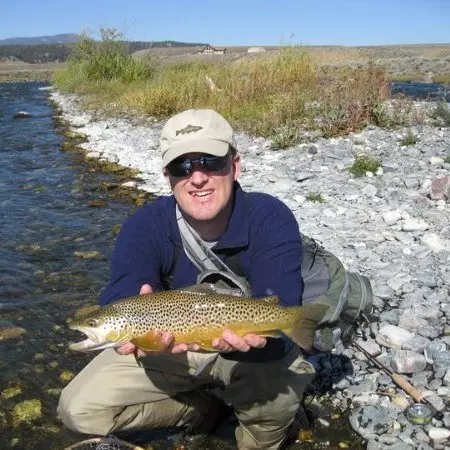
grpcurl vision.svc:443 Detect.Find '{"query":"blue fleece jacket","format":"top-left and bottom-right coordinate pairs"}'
top-left (99, 182), bottom-right (303, 361)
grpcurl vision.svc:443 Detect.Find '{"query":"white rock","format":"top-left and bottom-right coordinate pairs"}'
top-left (428, 427), bottom-right (450, 440)
top-left (293, 195), bottom-right (306, 204)
top-left (421, 179), bottom-right (432, 189)
top-left (401, 218), bottom-right (429, 232)
top-left (86, 151), bottom-right (101, 159)
top-left (429, 157), bottom-right (445, 165)
top-left (382, 210), bottom-right (402, 225)
top-left (421, 233), bottom-right (450, 253)
top-left (121, 181), bottom-right (137, 188)
top-left (376, 325), bottom-right (415, 348)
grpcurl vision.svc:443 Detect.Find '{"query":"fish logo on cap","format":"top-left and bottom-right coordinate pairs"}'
top-left (175, 124), bottom-right (203, 136)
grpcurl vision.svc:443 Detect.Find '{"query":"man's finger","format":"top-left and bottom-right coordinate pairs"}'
top-left (213, 337), bottom-right (235, 353)
top-left (222, 329), bottom-right (250, 352)
top-left (244, 334), bottom-right (267, 349)
top-left (115, 342), bottom-right (136, 355)
top-left (140, 284), bottom-right (153, 295)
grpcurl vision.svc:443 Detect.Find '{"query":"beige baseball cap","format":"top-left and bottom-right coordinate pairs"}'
top-left (160, 109), bottom-right (236, 167)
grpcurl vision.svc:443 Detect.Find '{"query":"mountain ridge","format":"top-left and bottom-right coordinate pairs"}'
top-left (0, 33), bottom-right (80, 46)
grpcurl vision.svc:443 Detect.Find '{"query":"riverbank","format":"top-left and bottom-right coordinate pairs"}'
top-left (50, 89), bottom-right (450, 449)
top-left (0, 62), bottom-right (64, 82)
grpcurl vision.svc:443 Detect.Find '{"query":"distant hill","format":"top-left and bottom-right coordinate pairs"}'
top-left (0, 35), bottom-right (207, 63)
top-left (0, 33), bottom-right (80, 46)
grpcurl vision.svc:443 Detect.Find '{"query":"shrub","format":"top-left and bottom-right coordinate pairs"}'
top-left (270, 123), bottom-right (301, 149)
top-left (54, 36), bottom-right (399, 137)
top-left (398, 130), bottom-right (419, 146)
top-left (306, 192), bottom-right (326, 203)
top-left (431, 102), bottom-right (450, 126)
top-left (54, 28), bottom-right (155, 89)
top-left (349, 155), bottom-right (381, 177)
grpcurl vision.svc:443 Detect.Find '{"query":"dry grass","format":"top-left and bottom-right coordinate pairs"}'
top-left (136, 43), bottom-right (450, 81)
top-left (45, 36), bottom-right (450, 140)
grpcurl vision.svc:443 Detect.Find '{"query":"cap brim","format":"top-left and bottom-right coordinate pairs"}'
top-left (162, 139), bottom-right (230, 167)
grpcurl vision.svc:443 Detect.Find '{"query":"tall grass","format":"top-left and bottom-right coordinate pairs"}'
top-left (53, 28), bottom-right (155, 91)
top-left (54, 30), bottom-right (391, 138)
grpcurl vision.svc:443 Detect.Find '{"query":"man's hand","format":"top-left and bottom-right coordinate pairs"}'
top-left (212, 330), bottom-right (267, 353)
top-left (115, 284), bottom-right (200, 357)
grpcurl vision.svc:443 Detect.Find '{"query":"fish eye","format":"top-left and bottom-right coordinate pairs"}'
top-left (86, 318), bottom-right (99, 327)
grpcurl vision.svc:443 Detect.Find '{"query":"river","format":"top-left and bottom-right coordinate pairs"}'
top-left (0, 81), bottom-right (155, 449)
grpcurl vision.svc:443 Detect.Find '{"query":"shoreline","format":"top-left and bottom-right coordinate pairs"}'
top-left (50, 89), bottom-right (450, 448)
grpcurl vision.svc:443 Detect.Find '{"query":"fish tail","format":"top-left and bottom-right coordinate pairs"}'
top-left (283, 304), bottom-right (328, 350)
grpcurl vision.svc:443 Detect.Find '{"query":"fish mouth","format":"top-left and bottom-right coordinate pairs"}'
top-left (68, 338), bottom-right (120, 352)
top-left (68, 326), bottom-right (131, 352)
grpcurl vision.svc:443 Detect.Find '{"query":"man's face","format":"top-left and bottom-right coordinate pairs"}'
top-left (165, 152), bottom-right (241, 223)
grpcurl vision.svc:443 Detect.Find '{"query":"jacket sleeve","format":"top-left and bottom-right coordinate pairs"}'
top-left (98, 207), bottom-right (165, 306)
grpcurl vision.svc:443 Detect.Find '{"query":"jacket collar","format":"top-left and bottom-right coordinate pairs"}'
top-left (167, 181), bottom-right (249, 250)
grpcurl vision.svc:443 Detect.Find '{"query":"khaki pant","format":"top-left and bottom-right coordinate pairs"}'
top-left (58, 348), bottom-right (314, 450)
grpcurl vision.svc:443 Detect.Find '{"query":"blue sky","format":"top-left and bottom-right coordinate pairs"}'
top-left (1, 0), bottom-right (449, 46)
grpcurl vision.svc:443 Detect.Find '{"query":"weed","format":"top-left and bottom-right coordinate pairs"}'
top-left (271, 123), bottom-right (301, 149)
top-left (444, 155), bottom-right (450, 164)
top-left (398, 130), bottom-right (419, 146)
top-left (54, 29), bottom-right (406, 137)
top-left (306, 192), bottom-right (326, 203)
top-left (431, 102), bottom-right (450, 126)
top-left (349, 155), bottom-right (381, 177)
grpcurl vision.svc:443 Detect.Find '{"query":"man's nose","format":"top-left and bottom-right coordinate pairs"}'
top-left (189, 166), bottom-right (209, 184)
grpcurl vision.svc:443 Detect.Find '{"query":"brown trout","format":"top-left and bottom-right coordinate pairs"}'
top-left (68, 285), bottom-right (328, 352)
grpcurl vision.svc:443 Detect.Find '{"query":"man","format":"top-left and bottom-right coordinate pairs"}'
top-left (58, 109), bottom-right (315, 450)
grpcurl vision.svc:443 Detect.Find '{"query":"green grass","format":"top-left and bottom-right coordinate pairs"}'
top-left (431, 102), bottom-right (450, 126)
top-left (349, 155), bottom-right (381, 177)
top-left (306, 192), bottom-right (326, 203)
top-left (398, 130), bottom-right (419, 146)
top-left (53, 29), bottom-right (395, 139)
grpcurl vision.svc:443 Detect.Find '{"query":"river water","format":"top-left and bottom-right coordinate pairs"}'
top-left (0, 81), bottom-right (155, 449)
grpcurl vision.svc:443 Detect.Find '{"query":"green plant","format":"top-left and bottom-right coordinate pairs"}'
top-left (53, 36), bottom-right (400, 136)
top-left (54, 28), bottom-right (155, 88)
top-left (306, 192), bottom-right (326, 203)
top-left (431, 102), bottom-right (450, 126)
top-left (270, 123), bottom-right (301, 149)
top-left (444, 155), bottom-right (450, 164)
top-left (398, 130), bottom-right (419, 146)
top-left (349, 155), bottom-right (381, 177)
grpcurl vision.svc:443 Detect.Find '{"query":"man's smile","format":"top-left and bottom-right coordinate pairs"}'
top-left (190, 189), bottom-right (214, 198)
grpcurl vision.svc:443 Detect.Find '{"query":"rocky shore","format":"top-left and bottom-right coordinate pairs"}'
top-left (50, 90), bottom-right (450, 449)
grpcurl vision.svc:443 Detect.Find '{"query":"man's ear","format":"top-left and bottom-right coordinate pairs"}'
top-left (232, 154), bottom-right (241, 181)
top-left (163, 167), bottom-right (172, 187)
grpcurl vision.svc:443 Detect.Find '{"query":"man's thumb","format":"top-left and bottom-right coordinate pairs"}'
top-left (140, 284), bottom-right (153, 295)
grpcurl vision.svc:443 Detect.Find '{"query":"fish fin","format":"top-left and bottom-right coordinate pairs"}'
top-left (283, 304), bottom-right (329, 350)
top-left (72, 304), bottom-right (101, 319)
top-left (258, 330), bottom-right (282, 338)
top-left (260, 295), bottom-right (280, 305)
top-left (131, 331), bottom-right (166, 352)
top-left (197, 341), bottom-right (216, 351)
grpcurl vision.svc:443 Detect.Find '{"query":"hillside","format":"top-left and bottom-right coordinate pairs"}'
top-left (133, 43), bottom-right (450, 81)
top-left (0, 36), bottom-right (207, 64)
top-left (0, 33), bottom-right (80, 46)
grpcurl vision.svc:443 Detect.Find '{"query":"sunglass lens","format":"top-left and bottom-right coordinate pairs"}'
top-left (167, 155), bottom-right (228, 177)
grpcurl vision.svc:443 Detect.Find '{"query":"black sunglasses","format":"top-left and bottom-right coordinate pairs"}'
top-left (166, 154), bottom-right (230, 177)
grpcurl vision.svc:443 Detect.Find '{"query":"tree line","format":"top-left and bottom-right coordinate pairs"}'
top-left (0, 40), bottom-right (206, 64)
